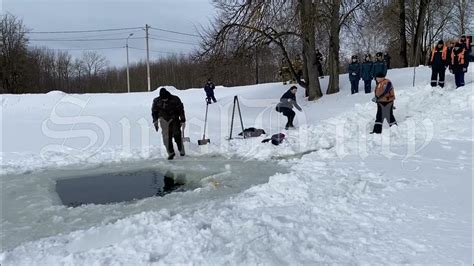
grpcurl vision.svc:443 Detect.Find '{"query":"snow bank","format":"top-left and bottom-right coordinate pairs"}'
top-left (1, 66), bottom-right (472, 264)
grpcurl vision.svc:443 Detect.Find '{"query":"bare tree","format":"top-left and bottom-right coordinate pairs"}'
top-left (1, 13), bottom-right (29, 93)
top-left (81, 51), bottom-right (108, 78)
top-left (201, 0), bottom-right (323, 100)
top-left (451, 0), bottom-right (472, 35)
top-left (398, 0), bottom-right (409, 67)
top-left (320, 0), bottom-right (364, 94)
top-left (410, 0), bottom-right (431, 65)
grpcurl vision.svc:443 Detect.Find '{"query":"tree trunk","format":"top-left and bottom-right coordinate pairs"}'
top-left (299, 0), bottom-right (322, 100)
top-left (411, 0), bottom-right (430, 66)
top-left (398, 0), bottom-right (408, 67)
top-left (326, 0), bottom-right (340, 95)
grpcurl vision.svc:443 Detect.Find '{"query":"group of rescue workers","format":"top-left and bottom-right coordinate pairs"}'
top-left (151, 35), bottom-right (471, 159)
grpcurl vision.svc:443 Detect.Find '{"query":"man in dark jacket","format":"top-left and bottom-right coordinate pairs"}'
top-left (450, 43), bottom-right (468, 88)
top-left (428, 40), bottom-right (448, 88)
top-left (276, 86), bottom-right (302, 130)
top-left (360, 54), bottom-right (374, 93)
top-left (373, 52), bottom-right (388, 83)
top-left (348, 55), bottom-right (361, 94)
top-left (315, 49), bottom-right (324, 78)
top-left (383, 52), bottom-right (391, 69)
top-left (151, 88), bottom-right (186, 160)
top-left (204, 79), bottom-right (217, 104)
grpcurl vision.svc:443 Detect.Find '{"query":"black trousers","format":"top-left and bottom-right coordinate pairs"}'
top-left (430, 68), bottom-right (446, 87)
top-left (372, 102), bottom-right (397, 134)
top-left (454, 69), bottom-right (465, 88)
top-left (276, 107), bottom-right (295, 127)
top-left (159, 119), bottom-right (184, 156)
top-left (206, 93), bottom-right (217, 103)
top-left (350, 80), bottom-right (359, 94)
top-left (317, 63), bottom-right (324, 77)
top-left (364, 80), bottom-right (372, 93)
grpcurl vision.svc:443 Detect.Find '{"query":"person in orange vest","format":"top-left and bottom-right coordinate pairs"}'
top-left (449, 42), bottom-right (468, 88)
top-left (370, 73), bottom-right (397, 134)
top-left (428, 40), bottom-right (449, 88)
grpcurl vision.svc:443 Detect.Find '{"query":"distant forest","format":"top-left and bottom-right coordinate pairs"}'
top-left (1, 0), bottom-right (471, 99)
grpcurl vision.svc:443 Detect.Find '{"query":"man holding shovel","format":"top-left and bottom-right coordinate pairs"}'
top-left (152, 88), bottom-right (186, 160)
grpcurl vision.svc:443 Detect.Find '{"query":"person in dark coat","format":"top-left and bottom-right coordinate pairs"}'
top-left (204, 79), bottom-right (217, 104)
top-left (348, 55), bottom-right (361, 94)
top-left (360, 54), bottom-right (374, 93)
top-left (371, 73), bottom-right (397, 134)
top-left (459, 35), bottom-right (471, 52)
top-left (151, 88), bottom-right (186, 160)
top-left (315, 49), bottom-right (324, 78)
top-left (373, 52), bottom-right (388, 83)
top-left (276, 86), bottom-right (302, 130)
top-left (449, 43), bottom-right (468, 88)
top-left (383, 52), bottom-right (391, 69)
top-left (428, 40), bottom-right (449, 88)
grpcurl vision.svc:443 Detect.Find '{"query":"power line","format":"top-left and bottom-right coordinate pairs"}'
top-left (26, 30), bottom-right (144, 40)
top-left (28, 37), bottom-right (145, 42)
top-left (149, 36), bottom-right (198, 45)
top-left (149, 27), bottom-right (200, 37)
top-left (25, 26), bottom-right (143, 34)
top-left (48, 46), bottom-right (125, 51)
top-left (129, 46), bottom-right (176, 55)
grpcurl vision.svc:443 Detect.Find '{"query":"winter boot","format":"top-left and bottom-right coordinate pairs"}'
top-left (167, 152), bottom-right (175, 160)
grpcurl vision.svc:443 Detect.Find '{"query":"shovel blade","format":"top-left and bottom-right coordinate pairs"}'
top-left (198, 139), bottom-right (210, 145)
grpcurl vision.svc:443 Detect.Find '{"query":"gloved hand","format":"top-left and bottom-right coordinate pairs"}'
top-left (153, 121), bottom-right (159, 132)
top-left (352, 72), bottom-right (357, 76)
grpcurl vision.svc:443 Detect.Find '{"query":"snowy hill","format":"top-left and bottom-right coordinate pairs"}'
top-left (0, 66), bottom-right (472, 264)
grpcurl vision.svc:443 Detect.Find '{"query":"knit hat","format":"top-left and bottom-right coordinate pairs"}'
top-left (375, 72), bottom-right (386, 78)
top-left (159, 88), bottom-right (171, 99)
top-left (437, 40), bottom-right (444, 45)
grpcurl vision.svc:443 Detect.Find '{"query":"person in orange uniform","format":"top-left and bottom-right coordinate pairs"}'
top-left (428, 40), bottom-right (448, 88)
top-left (370, 73), bottom-right (397, 134)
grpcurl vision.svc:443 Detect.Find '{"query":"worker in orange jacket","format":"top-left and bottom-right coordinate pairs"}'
top-left (428, 40), bottom-right (449, 88)
top-left (449, 42), bottom-right (468, 88)
top-left (370, 73), bottom-right (397, 134)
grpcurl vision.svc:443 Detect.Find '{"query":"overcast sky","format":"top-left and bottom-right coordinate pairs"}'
top-left (2, 0), bottom-right (216, 66)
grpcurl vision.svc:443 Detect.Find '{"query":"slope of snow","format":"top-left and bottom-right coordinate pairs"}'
top-left (0, 66), bottom-right (472, 264)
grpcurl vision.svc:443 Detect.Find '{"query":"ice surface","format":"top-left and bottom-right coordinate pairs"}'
top-left (1, 157), bottom-right (287, 251)
top-left (0, 66), bottom-right (472, 264)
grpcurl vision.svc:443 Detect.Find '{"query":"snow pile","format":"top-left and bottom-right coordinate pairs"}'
top-left (0, 66), bottom-right (472, 264)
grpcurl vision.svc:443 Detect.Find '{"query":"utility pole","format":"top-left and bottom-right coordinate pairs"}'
top-left (255, 46), bottom-right (259, 84)
top-left (145, 24), bottom-right (151, 92)
top-left (126, 33), bottom-right (134, 93)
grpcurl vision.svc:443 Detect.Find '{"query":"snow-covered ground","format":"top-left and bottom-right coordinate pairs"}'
top-left (0, 66), bottom-right (472, 264)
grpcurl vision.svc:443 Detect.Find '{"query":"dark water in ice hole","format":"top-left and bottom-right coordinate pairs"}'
top-left (55, 169), bottom-right (187, 207)
top-left (2, 157), bottom-right (288, 251)
top-left (54, 157), bottom-right (288, 207)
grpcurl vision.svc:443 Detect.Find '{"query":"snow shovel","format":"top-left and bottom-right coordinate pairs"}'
top-left (181, 123), bottom-right (190, 142)
top-left (198, 101), bottom-right (211, 145)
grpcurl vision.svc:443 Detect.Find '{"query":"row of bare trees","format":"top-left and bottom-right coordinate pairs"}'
top-left (1, 1), bottom-right (472, 95)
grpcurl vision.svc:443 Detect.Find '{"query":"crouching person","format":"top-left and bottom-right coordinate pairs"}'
top-left (371, 73), bottom-right (397, 134)
top-left (152, 88), bottom-right (186, 160)
top-left (276, 86), bottom-right (302, 130)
